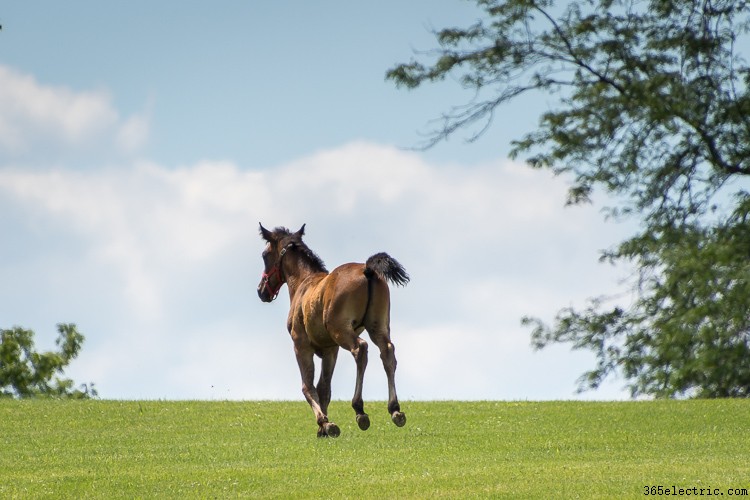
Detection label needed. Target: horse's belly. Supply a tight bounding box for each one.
[302,311,336,348]
[307,325,337,349]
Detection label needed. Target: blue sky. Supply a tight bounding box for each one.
[1,2,634,401]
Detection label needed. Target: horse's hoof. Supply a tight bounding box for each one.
[356,413,371,431]
[391,411,406,427]
[324,422,341,438]
[317,422,341,438]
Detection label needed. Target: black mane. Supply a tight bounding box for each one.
[271,226,328,273]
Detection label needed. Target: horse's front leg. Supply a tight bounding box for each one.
[316,346,339,419]
[294,343,340,438]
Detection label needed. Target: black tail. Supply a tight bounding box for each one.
[365,252,410,287]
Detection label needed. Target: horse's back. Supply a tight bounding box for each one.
[322,262,389,332]
[322,262,369,315]
[294,261,393,348]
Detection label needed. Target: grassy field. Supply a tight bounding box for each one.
[1,399,748,498]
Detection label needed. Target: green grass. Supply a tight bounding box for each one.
[1,400,748,498]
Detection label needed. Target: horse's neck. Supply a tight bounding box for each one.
[283,258,319,298]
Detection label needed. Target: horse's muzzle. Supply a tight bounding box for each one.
[258,266,283,302]
[257,285,274,303]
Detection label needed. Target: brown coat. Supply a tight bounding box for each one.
[258,223,408,437]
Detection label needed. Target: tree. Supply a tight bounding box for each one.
[0,323,97,398]
[388,0,750,397]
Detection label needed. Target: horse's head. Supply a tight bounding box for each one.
[257,223,306,302]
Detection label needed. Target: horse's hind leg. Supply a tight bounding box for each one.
[334,331,371,431]
[294,343,340,438]
[350,337,371,430]
[368,326,406,427]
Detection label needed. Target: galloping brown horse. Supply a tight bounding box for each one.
[257,223,409,437]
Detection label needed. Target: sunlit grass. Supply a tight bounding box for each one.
[1,400,748,498]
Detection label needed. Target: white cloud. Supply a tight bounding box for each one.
[0,65,148,155]
[0,142,633,400]
[116,113,150,153]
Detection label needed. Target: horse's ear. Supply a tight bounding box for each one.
[295,223,306,237]
[259,223,273,242]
